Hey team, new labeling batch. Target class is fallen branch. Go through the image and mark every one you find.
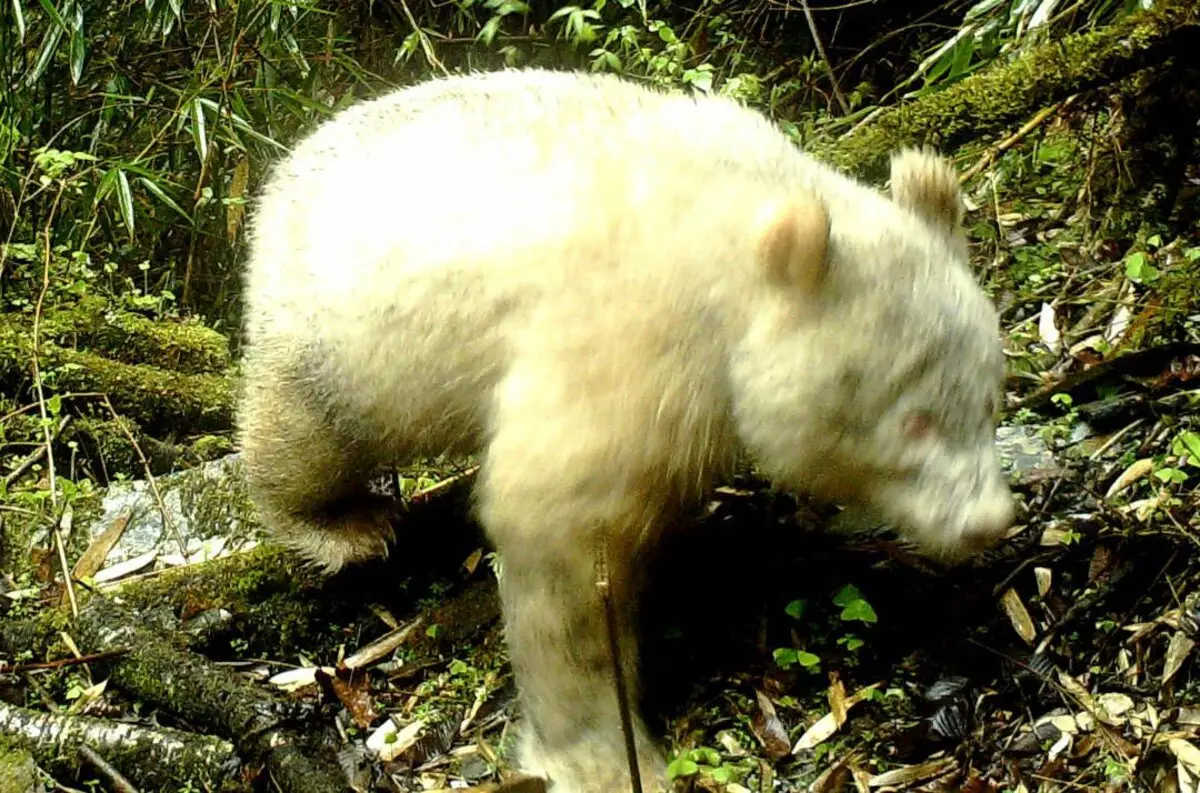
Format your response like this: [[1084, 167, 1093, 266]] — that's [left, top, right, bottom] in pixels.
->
[[70, 594, 350, 793], [0, 699, 239, 791]]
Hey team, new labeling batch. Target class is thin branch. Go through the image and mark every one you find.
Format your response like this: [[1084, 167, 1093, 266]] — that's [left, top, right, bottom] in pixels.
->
[[100, 395, 189, 559], [78, 745, 141, 793], [32, 183, 78, 621], [800, 0, 850, 115], [596, 550, 642, 793]]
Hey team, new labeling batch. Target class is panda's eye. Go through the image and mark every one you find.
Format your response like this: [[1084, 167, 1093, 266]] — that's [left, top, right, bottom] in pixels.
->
[[903, 411, 936, 439]]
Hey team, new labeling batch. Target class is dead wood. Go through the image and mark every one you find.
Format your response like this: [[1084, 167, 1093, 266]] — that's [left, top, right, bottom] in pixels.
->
[[9, 593, 349, 793], [0, 698, 239, 791]]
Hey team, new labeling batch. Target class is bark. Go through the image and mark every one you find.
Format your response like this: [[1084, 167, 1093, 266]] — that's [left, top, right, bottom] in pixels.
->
[[0, 700, 240, 792], [69, 595, 350, 793]]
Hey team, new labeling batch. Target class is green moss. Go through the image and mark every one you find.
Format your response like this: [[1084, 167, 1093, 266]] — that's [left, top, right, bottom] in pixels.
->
[[36, 295, 231, 375], [821, 0, 1200, 179], [0, 319, 234, 437]]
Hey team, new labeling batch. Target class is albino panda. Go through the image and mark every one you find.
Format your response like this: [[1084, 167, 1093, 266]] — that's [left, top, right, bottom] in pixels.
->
[[236, 68, 1014, 793]]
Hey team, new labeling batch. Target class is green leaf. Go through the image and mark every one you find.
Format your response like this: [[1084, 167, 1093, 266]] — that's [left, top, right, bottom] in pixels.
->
[[47, 394, 62, 416], [1154, 467, 1187, 483], [191, 98, 208, 163], [115, 168, 135, 237], [11, 0, 25, 41], [710, 766, 736, 784], [27, 26, 63, 87], [137, 176, 193, 225], [1124, 251, 1159, 284], [1173, 431, 1200, 464], [36, 0, 67, 31], [784, 599, 807, 619], [477, 15, 503, 45], [68, 28, 86, 85], [795, 650, 821, 667], [841, 599, 878, 624], [94, 167, 117, 203], [772, 647, 798, 669], [666, 757, 699, 779], [834, 584, 878, 623], [832, 584, 865, 607]]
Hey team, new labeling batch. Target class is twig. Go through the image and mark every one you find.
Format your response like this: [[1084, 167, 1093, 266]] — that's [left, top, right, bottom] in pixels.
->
[[800, 0, 850, 116], [596, 550, 643, 793], [100, 395, 189, 559], [78, 745, 141, 793], [32, 183, 78, 620], [54, 505, 79, 619], [0, 649, 130, 675], [407, 465, 480, 505], [960, 95, 1078, 183], [3, 415, 71, 486], [389, 0, 449, 75]]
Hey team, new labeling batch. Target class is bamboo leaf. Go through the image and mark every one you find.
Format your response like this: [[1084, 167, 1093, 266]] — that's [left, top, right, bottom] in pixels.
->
[[191, 98, 208, 163], [27, 26, 63, 87], [36, 0, 67, 31], [68, 28, 86, 84], [11, 0, 25, 41], [137, 176, 193, 226], [115, 168, 135, 237]]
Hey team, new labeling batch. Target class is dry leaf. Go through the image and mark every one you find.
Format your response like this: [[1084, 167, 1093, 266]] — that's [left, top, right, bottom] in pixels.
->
[[1040, 526, 1075, 546], [1034, 567, 1052, 597], [92, 550, 158, 584], [828, 672, 848, 728], [1106, 458, 1154, 498], [1096, 692, 1135, 724], [269, 665, 334, 692], [226, 155, 250, 241], [792, 683, 879, 753], [752, 690, 791, 760], [463, 547, 485, 575], [367, 718, 426, 762], [1000, 587, 1037, 645], [1170, 738, 1200, 776], [867, 757, 958, 788], [321, 669, 379, 730], [71, 510, 131, 581], [1164, 631, 1196, 685], [1039, 302, 1061, 354], [342, 619, 424, 671]]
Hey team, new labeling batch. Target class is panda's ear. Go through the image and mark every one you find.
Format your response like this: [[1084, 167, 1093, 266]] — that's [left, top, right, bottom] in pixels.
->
[[755, 193, 831, 296], [889, 146, 965, 238]]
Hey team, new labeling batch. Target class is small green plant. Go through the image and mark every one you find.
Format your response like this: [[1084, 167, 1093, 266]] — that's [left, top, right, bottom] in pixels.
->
[[1124, 250, 1159, 285], [666, 747, 747, 785], [833, 584, 877, 624], [773, 647, 821, 671]]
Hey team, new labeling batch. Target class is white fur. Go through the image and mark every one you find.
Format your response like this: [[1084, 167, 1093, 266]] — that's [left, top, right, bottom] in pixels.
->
[[237, 68, 1014, 793]]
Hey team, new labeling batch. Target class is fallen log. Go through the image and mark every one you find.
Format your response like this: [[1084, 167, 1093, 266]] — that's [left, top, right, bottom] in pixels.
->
[[825, 0, 1200, 179], [0, 699, 240, 791]]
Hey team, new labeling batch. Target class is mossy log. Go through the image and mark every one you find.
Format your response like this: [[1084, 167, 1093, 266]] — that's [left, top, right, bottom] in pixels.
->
[[68, 595, 349, 793], [824, 0, 1200, 179], [32, 295, 232, 375], [0, 316, 234, 437]]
